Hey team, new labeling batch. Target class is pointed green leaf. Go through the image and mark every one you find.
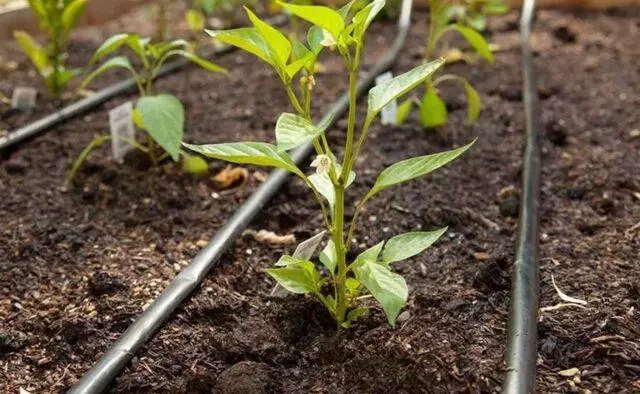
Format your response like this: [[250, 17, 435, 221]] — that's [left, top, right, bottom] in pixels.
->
[[367, 59, 445, 122], [354, 261, 407, 327], [13, 31, 49, 73], [453, 24, 493, 63], [353, 241, 384, 267], [182, 141, 303, 177], [136, 94, 184, 161], [352, 0, 385, 39], [342, 307, 369, 328], [278, 2, 344, 40], [61, 0, 87, 34], [307, 26, 324, 53], [396, 98, 413, 124], [365, 140, 475, 201], [160, 49, 226, 73], [207, 28, 272, 65], [319, 240, 336, 275], [89, 34, 129, 64], [463, 79, 481, 124], [381, 228, 447, 264], [293, 231, 326, 260], [81, 56, 135, 88], [419, 89, 447, 128], [275, 113, 330, 151], [266, 259, 319, 294], [245, 7, 291, 66]]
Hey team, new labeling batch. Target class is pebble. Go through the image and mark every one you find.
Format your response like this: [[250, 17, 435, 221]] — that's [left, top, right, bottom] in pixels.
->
[[630, 129, 640, 139], [397, 310, 411, 324], [473, 252, 490, 261], [558, 367, 580, 377]]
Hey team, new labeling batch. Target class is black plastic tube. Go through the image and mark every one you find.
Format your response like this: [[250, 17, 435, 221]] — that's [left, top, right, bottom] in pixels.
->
[[0, 15, 287, 152], [68, 1, 413, 392], [502, 0, 541, 393]]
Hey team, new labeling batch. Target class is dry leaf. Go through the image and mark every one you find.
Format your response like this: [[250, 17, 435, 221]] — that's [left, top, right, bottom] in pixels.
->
[[551, 275, 587, 305], [250, 230, 295, 245], [214, 165, 249, 189]]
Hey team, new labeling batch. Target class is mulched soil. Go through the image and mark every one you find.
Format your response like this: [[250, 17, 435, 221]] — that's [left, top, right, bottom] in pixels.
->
[[1, 5, 639, 394]]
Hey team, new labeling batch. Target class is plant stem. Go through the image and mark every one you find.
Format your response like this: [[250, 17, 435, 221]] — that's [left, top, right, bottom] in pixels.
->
[[333, 184, 347, 330], [339, 66, 359, 182]]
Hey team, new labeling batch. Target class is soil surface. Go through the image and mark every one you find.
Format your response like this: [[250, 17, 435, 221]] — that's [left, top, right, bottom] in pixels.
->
[[1, 5, 639, 394]]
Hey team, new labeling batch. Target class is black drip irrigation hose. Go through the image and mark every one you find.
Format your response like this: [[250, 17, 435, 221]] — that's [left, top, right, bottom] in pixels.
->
[[502, 0, 541, 393], [68, 1, 413, 392], [0, 15, 287, 152]]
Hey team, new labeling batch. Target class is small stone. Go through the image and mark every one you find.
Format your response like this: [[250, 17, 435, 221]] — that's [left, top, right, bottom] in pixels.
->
[[397, 310, 411, 324], [558, 367, 580, 377], [499, 196, 520, 218], [473, 252, 490, 261], [630, 129, 640, 139], [196, 239, 208, 248], [546, 120, 568, 146]]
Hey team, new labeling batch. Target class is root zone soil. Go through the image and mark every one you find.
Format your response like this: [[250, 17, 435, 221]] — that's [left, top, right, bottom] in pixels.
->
[[1, 7, 639, 394]]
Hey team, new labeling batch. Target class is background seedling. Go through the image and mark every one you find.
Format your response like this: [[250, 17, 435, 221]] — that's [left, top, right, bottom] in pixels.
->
[[186, 0, 475, 330], [397, 0, 507, 128], [66, 35, 226, 184], [13, 0, 88, 96]]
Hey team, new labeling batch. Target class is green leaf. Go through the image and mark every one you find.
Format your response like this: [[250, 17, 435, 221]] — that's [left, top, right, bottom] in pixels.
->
[[353, 241, 384, 267], [367, 59, 445, 122], [275, 113, 330, 151], [245, 7, 291, 66], [13, 31, 50, 73], [462, 79, 481, 124], [354, 261, 407, 327], [337, 0, 357, 20], [308, 170, 355, 211], [266, 259, 319, 294], [182, 141, 303, 177], [319, 240, 336, 275], [342, 307, 369, 328], [396, 98, 413, 124], [136, 94, 184, 161], [81, 56, 135, 88], [278, 2, 344, 40], [351, 0, 385, 40], [61, 0, 87, 34], [453, 24, 493, 63], [126, 35, 150, 61], [207, 28, 272, 65], [26, 0, 48, 27], [186, 9, 206, 31], [381, 228, 447, 264], [365, 140, 475, 201], [160, 50, 226, 73], [419, 89, 447, 128], [182, 153, 208, 175], [307, 26, 324, 53], [89, 34, 129, 64]]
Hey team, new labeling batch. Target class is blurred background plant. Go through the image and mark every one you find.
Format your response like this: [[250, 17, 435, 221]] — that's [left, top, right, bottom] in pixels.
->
[[13, 0, 88, 96]]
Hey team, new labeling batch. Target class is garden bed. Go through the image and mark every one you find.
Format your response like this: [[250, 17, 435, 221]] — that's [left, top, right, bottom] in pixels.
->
[[1, 6, 639, 394]]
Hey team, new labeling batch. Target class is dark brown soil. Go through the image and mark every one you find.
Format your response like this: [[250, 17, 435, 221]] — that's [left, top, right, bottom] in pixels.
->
[[1, 6, 639, 394]]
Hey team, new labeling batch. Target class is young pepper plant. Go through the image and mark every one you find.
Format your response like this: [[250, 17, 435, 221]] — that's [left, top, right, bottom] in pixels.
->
[[185, 0, 475, 330], [14, 0, 88, 96], [66, 35, 226, 184], [397, 0, 505, 128]]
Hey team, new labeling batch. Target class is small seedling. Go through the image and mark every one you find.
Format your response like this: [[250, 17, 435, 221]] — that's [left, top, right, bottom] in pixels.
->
[[396, 0, 507, 128], [185, 1, 475, 330], [66, 35, 226, 184], [14, 0, 88, 96]]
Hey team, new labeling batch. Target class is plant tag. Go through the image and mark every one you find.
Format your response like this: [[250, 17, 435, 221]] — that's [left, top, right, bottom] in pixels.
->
[[375, 72, 397, 125], [108, 101, 135, 162], [293, 231, 326, 260], [11, 87, 37, 111]]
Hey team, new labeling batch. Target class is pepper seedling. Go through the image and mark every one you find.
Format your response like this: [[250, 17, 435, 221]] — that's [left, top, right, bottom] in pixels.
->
[[396, 0, 507, 128], [66, 35, 226, 184], [185, 0, 475, 330], [14, 0, 88, 96]]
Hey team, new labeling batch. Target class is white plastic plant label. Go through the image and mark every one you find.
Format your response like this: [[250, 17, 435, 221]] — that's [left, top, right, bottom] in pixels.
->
[[375, 72, 397, 126], [11, 87, 37, 111], [108, 101, 136, 162]]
